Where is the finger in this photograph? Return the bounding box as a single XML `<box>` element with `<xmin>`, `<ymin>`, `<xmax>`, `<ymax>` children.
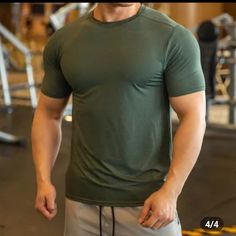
<box><xmin>39</xmin><ymin>204</ymin><xmax>57</xmax><ymax>220</ymax></box>
<box><xmin>141</xmin><ymin>213</ymin><xmax>161</xmax><ymax>228</ymax></box>
<box><xmin>159</xmin><ymin>219</ymin><xmax>173</xmax><ymax>228</ymax></box>
<box><xmin>40</xmin><ymin>206</ymin><xmax>53</xmax><ymax>219</ymax></box>
<box><xmin>153</xmin><ymin>217</ymin><xmax>171</xmax><ymax>229</ymax></box>
<box><xmin>48</xmin><ymin>203</ymin><xmax>58</xmax><ymax>218</ymax></box>
<box><xmin>46</xmin><ymin>194</ymin><xmax>56</xmax><ymax>212</ymax></box>
<box><xmin>50</xmin><ymin>202</ymin><xmax>57</xmax><ymax>213</ymax></box>
<box><xmin>47</xmin><ymin>208</ymin><xmax>57</xmax><ymax>220</ymax></box>
<box><xmin>138</xmin><ymin>202</ymin><xmax>151</xmax><ymax>224</ymax></box>
<box><xmin>153</xmin><ymin>213</ymin><xmax>174</xmax><ymax>229</ymax></box>
<box><xmin>159</xmin><ymin>213</ymin><xmax>175</xmax><ymax>228</ymax></box>
<box><xmin>35</xmin><ymin>196</ymin><xmax>47</xmax><ymax>213</ymax></box>
<box><xmin>35</xmin><ymin>197</ymin><xmax>55</xmax><ymax>220</ymax></box>
<box><xmin>46</xmin><ymin>196</ymin><xmax>57</xmax><ymax>220</ymax></box>
<box><xmin>36</xmin><ymin>202</ymin><xmax>52</xmax><ymax>219</ymax></box>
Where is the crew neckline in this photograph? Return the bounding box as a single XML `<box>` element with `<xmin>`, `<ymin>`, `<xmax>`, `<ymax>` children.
<box><xmin>89</xmin><ymin>4</ymin><xmax>146</xmax><ymax>26</ymax></box>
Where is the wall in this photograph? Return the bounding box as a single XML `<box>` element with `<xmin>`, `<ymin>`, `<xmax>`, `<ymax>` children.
<box><xmin>169</xmin><ymin>3</ymin><xmax>224</xmax><ymax>29</ymax></box>
<box><xmin>154</xmin><ymin>3</ymin><xmax>224</xmax><ymax>29</ymax></box>
<box><xmin>0</xmin><ymin>3</ymin><xmax>14</xmax><ymax>32</ymax></box>
<box><xmin>224</xmin><ymin>3</ymin><xmax>236</xmax><ymax>20</ymax></box>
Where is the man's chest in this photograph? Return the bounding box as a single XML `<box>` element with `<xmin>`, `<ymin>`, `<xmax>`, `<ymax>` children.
<box><xmin>59</xmin><ymin>28</ymin><xmax>165</xmax><ymax>93</ymax></box>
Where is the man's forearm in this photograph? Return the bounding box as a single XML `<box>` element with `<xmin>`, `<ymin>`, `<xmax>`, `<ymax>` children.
<box><xmin>162</xmin><ymin>113</ymin><xmax>206</xmax><ymax>198</ymax></box>
<box><xmin>32</xmin><ymin>112</ymin><xmax>62</xmax><ymax>185</ymax></box>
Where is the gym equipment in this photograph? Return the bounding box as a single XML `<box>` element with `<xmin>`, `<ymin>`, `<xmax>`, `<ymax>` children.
<box><xmin>0</xmin><ymin>38</ymin><xmax>10</xmax><ymax>106</ymax></box>
<box><xmin>197</xmin><ymin>21</ymin><xmax>219</xmax><ymax>121</ymax></box>
<box><xmin>49</xmin><ymin>3</ymin><xmax>90</xmax><ymax>31</ymax></box>
<box><xmin>0</xmin><ymin>22</ymin><xmax>38</xmax><ymax>108</ymax></box>
<box><xmin>190</xmin><ymin>13</ymin><xmax>234</xmax><ymax>35</ymax></box>
<box><xmin>1</xmin><ymin>43</ymin><xmax>25</xmax><ymax>72</ymax></box>
<box><xmin>208</xmin><ymin>15</ymin><xmax>236</xmax><ymax>124</ymax></box>
<box><xmin>223</xmin><ymin>21</ymin><xmax>236</xmax><ymax>124</ymax></box>
<box><xmin>197</xmin><ymin>20</ymin><xmax>219</xmax><ymax>99</ymax></box>
<box><xmin>0</xmin><ymin>105</ymin><xmax>26</xmax><ymax>146</ymax></box>
<box><xmin>194</xmin><ymin>13</ymin><xmax>236</xmax><ymax>124</ymax></box>
<box><xmin>0</xmin><ymin>22</ymin><xmax>36</xmax><ymax>145</ymax></box>
<box><xmin>0</xmin><ymin>131</ymin><xmax>25</xmax><ymax>146</ymax></box>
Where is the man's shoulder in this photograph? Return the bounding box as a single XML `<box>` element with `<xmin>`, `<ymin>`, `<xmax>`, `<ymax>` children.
<box><xmin>45</xmin><ymin>14</ymin><xmax>89</xmax><ymax>51</ymax></box>
<box><xmin>141</xmin><ymin>6</ymin><xmax>194</xmax><ymax>44</ymax></box>
<box><xmin>141</xmin><ymin>6</ymin><xmax>179</xmax><ymax>31</ymax></box>
<box><xmin>53</xmin><ymin>14</ymin><xmax>88</xmax><ymax>38</ymax></box>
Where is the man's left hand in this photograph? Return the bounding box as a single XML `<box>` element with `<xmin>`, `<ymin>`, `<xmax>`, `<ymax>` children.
<box><xmin>138</xmin><ymin>186</ymin><xmax>178</xmax><ymax>229</ymax></box>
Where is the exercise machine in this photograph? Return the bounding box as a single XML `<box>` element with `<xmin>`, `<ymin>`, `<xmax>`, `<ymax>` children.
<box><xmin>0</xmin><ymin>23</ymin><xmax>38</xmax><ymax>108</ymax></box>
<box><xmin>49</xmin><ymin>3</ymin><xmax>90</xmax><ymax>31</ymax></box>
<box><xmin>223</xmin><ymin>21</ymin><xmax>236</xmax><ymax>124</ymax></box>
<box><xmin>0</xmin><ymin>23</ymin><xmax>36</xmax><ymax>145</ymax></box>
<box><xmin>194</xmin><ymin>13</ymin><xmax>236</xmax><ymax>124</ymax></box>
<box><xmin>0</xmin><ymin>130</ymin><xmax>25</xmax><ymax>145</ymax></box>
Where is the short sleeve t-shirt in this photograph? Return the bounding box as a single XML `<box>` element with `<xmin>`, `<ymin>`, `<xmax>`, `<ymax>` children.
<box><xmin>41</xmin><ymin>4</ymin><xmax>205</xmax><ymax>206</ymax></box>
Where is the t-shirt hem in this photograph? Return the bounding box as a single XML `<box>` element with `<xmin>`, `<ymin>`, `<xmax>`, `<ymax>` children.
<box><xmin>169</xmin><ymin>86</ymin><xmax>205</xmax><ymax>97</ymax></box>
<box><xmin>41</xmin><ymin>88</ymin><xmax>71</xmax><ymax>99</ymax></box>
<box><xmin>65</xmin><ymin>193</ymin><xmax>145</xmax><ymax>207</ymax></box>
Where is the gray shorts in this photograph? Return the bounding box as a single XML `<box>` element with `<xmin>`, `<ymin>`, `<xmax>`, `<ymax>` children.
<box><xmin>64</xmin><ymin>198</ymin><xmax>182</xmax><ymax>236</ymax></box>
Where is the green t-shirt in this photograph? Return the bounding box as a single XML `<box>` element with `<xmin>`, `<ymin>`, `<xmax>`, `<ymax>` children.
<box><xmin>41</xmin><ymin>4</ymin><xmax>205</xmax><ymax>206</ymax></box>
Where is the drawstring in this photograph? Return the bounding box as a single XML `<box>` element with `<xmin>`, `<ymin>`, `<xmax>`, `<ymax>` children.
<box><xmin>99</xmin><ymin>206</ymin><xmax>116</xmax><ymax>236</ymax></box>
<box><xmin>99</xmin><ymin>206</ymin><xmax>103</xmax><ymax>236</ymax></box>
<box><xmin>111</xmin><ymin>206</ymin><xmax>115</xmax><ymax>236</ymax></box>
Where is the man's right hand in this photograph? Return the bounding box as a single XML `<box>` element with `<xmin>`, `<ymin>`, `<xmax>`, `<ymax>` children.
<box><xmin>35</xmin><ymin>182</ymin><xmax>57</xmax><ymax>220</ymax></box>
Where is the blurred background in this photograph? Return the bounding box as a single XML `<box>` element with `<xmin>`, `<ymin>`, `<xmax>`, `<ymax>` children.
<box><xmin>0</xmin><ymin>3</ymin><xmax>236</xmax><ymax>236</ymax></box>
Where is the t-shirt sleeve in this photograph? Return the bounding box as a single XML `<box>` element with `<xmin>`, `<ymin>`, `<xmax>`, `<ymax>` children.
<box><xmin>41</xmin><ymin>33</ymin><xmax>72</xmax><ymax>98</ymax></box>
<box><xmin>164</xmin><ymin>24</ymin><xmax>206</xmax><ymax>97</ymax></box>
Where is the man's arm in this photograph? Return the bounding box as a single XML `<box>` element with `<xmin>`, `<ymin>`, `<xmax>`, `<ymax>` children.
<box><xmin>32</xmin><ymin>92</ymin><xmax>69</xmax><ymax>220</ymax></box>
<box><xmin>139</xmin><ymin>91</ymin><xmax>206</xmax><ymax>229</ymax></box>
<box><xmin>163</xmin><ymin>91</ymin><xmax>206</xmax><ymax>197</ymax></box>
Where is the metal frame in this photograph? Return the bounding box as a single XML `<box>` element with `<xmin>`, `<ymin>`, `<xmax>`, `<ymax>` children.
<box><xmin>0</xmin><ymin>37</ymin><xmax>11</xmax><ymax>106</ymax></box>
<box><xmin>0</xmin><ymin>131</ymin><xmax>25</xmax><ymax>145</ymax></box>
<box><xmin>227</xmin><ymin>55</ymin><xmax>236</xmax><ymax>124</ymax></box>
<box><xmin>50</xmin><ymin>3</ymin><xmax>90</xmax><ymax>30</ymax></box>
<box><xmin>0</xmin><ymin>23</ymin><xmax>37</xmax><ymax>108</ymax></box>
<box><xmin>190</xmin><ymin>13</ymin><xmax>234</xmax><ymax>34</ymax></box>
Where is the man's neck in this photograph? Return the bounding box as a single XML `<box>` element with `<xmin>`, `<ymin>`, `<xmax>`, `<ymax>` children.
<box><xmin>93</xmin><ymin>3</ymin><xmax>142</xmax><ymax>22</ymax></box>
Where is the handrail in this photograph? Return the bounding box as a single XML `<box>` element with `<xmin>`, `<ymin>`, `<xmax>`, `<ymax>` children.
<box><xmin>0</xmin><ymin>22</ymin><xmax>37</xmax><ymax>108</ymax></box>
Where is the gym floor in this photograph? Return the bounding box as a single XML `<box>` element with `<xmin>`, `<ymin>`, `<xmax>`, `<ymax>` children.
<box><xmin>0</xmin><ymin>105</ymin><xmax>236</xmax><ymax>236</ymax></box>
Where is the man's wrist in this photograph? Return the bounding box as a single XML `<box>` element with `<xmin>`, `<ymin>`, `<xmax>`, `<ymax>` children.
<box><xmin>36</xmin><ymin>175</ymin><xmax>52</xmax><ymax>187</ymax></box>
<box><xmin>161</xmin><ymin>180</ymin><xmax>182</xmax><ymax>199</ymax></box>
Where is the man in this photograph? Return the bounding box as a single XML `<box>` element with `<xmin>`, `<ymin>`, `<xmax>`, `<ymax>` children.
<box><xmin>32</xmin><ymin>3</ymin><xmax>206</xmax><ymax>236</ymax></box>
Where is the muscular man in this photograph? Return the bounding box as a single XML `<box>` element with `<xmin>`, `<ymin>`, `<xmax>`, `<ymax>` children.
<box><xmin>32</xmin><ymin>3</ymin><xmax>206</xmax><ymax>236</ymax></box>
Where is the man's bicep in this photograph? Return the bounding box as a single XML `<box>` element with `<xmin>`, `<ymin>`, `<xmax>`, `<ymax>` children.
<box><xmin>36</xmin><ymin>92</ymin><xmax>70</xmax><ymax>120</ymax></box>
<box><xmin>169</xmin><ymin>91</ymin><xmax>206</xmax><ymax>119</ymax></box>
